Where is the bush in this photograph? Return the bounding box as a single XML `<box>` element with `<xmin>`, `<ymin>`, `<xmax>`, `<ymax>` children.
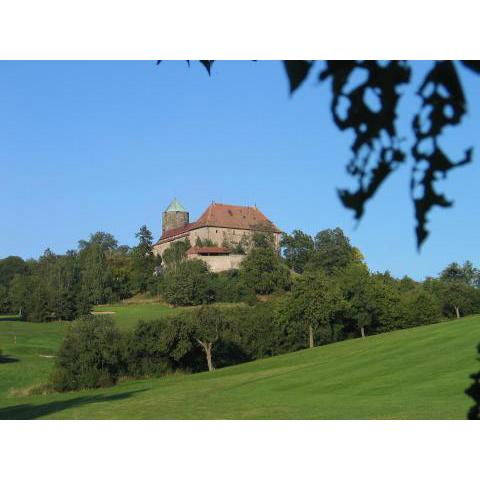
<box><xmin>210</xmin><ymin>270</ymin><xmax>257</xmax><ymax>304</ymax></box>
<box><xmin>122</xmin><ymin>319</ymin><xmax>175</xmax><ymax>377</ymax></box>
<box><xmin>51</xmin><ymin>315</ymin><xmax>123</xmax><ymax>391</ymax></box>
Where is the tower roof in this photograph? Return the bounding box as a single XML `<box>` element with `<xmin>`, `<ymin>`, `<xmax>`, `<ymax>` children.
<box><xmin>165</xmin><ymin>198</ymin><xmax>187</xmax><ymax>212</ymax></box>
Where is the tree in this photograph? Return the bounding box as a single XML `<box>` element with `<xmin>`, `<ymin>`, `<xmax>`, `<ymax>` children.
<box><xmin>0</xmin><ymin>256</ymin><xmax>27</xmax><ymax>289</ymax></box>
<box><xmin>240</xmin><ymin>245</ymin><xmax>291</xmax><ymax>295</ymax></box>
<box><xmin>285</xmin><ymin>272</ymin><xmax>343</xmax><ymax>348</ymax></box>
<box><xmin>440</xmin><ymin>261</ymin><xmax>480</xmax><ymax>287</ymax></box>
<box><xmin>130</xmin><ymin>225</ymin><xmax>156</xmax><ymax>294</ymax></box>
<box><xmin>161</xmin><ymin>239</ymin><xmax>191</xmax><ymax>272</ymax></box>
<box><xmin>78</xmin><ymin>242</ymin><xmax>114</xmax><ymax>305</ymax></box>
<box><xmin>306</xmin><ymin>227</ymin><xmax>359</xmax><ymax>275</ymax></box>
<box><xmin>280</xmin><ymin>230</ymin><xmax>314</xmax><ymax>273</ymax></box>
<box><xmin>0</xmin><ymin>284</ymin><xmax>10</xmax><ymax>314</ymax></box>
<box><xmin>193</xmin><ymin>305</ymin><xmax>226</xmax><ymax>371</ymax></box>
<box><xmin>162</xmin><ymin>259</ymin><xmax>214</xmax><ymax>306</ymax></box>
<box><xmin>339</xmin><ymin>264</ymin><xmax>376</xmax><ymax>338</ymax></box>
<box><xmin>441</xmin><ymin>281</ymin><xmax>473</xmax><ymax>319</ymax></box>
<box><xmin>164</xmin><ymin>60</ymin><xmax>480</xmax><ymax>248</ymax></box>
<box><xmin>78</xmin><ymin>231</ymin><xmax>118</xmax><ymax>251</ymax></box>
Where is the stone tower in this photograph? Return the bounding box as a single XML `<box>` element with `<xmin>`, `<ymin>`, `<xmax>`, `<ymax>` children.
<box><xmin>162</xmin><ymin>198</ymin><xmax>189</xmax><ymax>234</ymax></box>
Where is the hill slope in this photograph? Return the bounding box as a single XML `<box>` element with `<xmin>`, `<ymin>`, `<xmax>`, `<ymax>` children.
<box><xmin>1</xmin><ymin>315</ymin><xmax>479</xmax><ymax>419</ymax></box>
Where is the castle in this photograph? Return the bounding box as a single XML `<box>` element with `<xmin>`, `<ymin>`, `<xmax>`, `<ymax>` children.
<box><xmin>152</xmin><ymin>199</ymin><xmax>282</xmax><ymax>272</ymax></box>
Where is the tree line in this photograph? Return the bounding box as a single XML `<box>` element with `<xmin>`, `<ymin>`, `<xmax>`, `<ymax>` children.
<box><xmin>1</xmin><ymin>226</ymin><xmax>480</xmax><ymax>327</ymax></box>
<box><xmin>0</xmin><ymin>227</ymin><xmax>160</xmax><ymax>321</ymax></box>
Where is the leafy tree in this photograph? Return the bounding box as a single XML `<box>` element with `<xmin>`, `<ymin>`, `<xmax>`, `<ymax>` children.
<box><xmin>398</xmin><ymin>288</ymin><xmax>442</xmax><ymax>328</ymax></box>
<box><xmin>440</xmin><ymin>261</ymin><xmax>480</xmax><ymax>287</ymax></box>
<box><xmin>79</xmin><ymin>242</ymin><xmax>114</xmax><ymax>305</ymax></box>
<box><xmin>8</xmin><ymin>274</ymin><xmax>31</xmax><ymax>318</ymax></box>
<box><xmin>240</xmin><ymin>245</ymin><xmax>291</xmax><ymax>295</ymax></box>
<box><xmin>0</xmin><ymin>256</ymin><xmax>27</xmax><ymax>289</ymax></box>
<box><xmin>78</xmin><ymin>231</ymin><xmax>118</xmax><ymax>251</ymax></box>
<box><xmin>306</xmin><ymin>227</ymin><xmax>359</xmax><ymax>275</ymax></box>
<box><xmin>109</xmin><ymin>247</ymin><xmax>134</xmax><ymax>300</ymax></box>
<box><xmin>441</xmin><ymin>281</ymin><xmax>473</xmax><ymax>319</ymax></box>
<box><xmin>192</xmin><ymin>305</ymin><xmax>226</xmax><ymax>371</ymax></box>
<box><xmin>339</xmin><ymin>264</ymin><xmax>376</xmax><ymax>337</ymax></box>
<box><xmin>51</xmin><ymin>315</ymin><xmax>123</xmax><ymax>391</ymax></box>
<box><xmin>162</xmin><ymin>259</ymin><xmax>214</xmax><ymax>306</ymax></box>
<box><xmin>280</xmin><ymin>229</ymin><xmax>314</xmax><ymax>273</ymax></box>
<box><xmin>161</xmin><ymin>239</ymin><xmax>191</xmax><ymax>272</ymax></box>
<box><xmin>130</xmin><ymin>225</ymin><xmax>156</xmax><ymax>294</ymax></box>
<box><xmin>282</xmin><ymin>271</ymin><xmax>343</xmax><ymax>348</ymax></box>
<box><xmin>0</xmin><ymin>284</ymin><xmax>10</xmax><ymax>314</ymax></box>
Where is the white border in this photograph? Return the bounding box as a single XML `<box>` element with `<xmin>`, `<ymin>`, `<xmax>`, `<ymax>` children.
<box><xmin>0</xmin><ymin>0</ymin><xmax>479</xmax><ymax>59</ymax></box>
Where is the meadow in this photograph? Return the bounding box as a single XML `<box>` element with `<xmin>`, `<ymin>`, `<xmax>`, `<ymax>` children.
<box><xmin>1</xmin><ymin>304</ymin><xmax>479</xmax><ymax>419</ymax></box>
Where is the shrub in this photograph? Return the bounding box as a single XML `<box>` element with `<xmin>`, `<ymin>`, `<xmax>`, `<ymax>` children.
<box><xmin>122</xmin><ymin>319</ymin><xmax>175</xmax><ymax>377</ymax></box>
<box><xmin>210</xmin><ymin>270</ymin><xmax>257</xmax><ymax>304</ymax></box>
<box><xmin>51</xmin><ymin>315</ymin><xmax>123</xmax><ymax>391</ymax></box>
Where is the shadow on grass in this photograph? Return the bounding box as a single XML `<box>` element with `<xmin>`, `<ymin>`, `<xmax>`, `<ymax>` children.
<box><xmin>0</xmin><ymin>388</ymin><xmax>148</xmax><ymax>420</ymax></box>
<box><xmin>0</xmin><ymin>355</ymin><xmax>19</xmax><ymax>364</ymax></box>
<box><xmin>0</xmin><ymin>315</ymin><xmax>21</xmax><ymax>322</ymax></box>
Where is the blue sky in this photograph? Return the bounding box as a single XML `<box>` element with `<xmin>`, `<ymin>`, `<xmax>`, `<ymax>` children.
<box><xmin>0</xmin><ymin>60</ymin><xmax>479</xmax><ymax>280</ymax></box>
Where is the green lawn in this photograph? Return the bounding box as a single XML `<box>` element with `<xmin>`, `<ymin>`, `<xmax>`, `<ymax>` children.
<box><xmin>92</xmin><ymin>302</ymin><xmax>178</xmax><ymax>330</ymax></box>
<box><xmin>91</xmin><ymin>301</ymin><xmax>241</xmax><ymax>330</ymax></box>
<box><xmin>1</xmin><ymin>312</ymin><xmax>479</xmax><ymax>419</ymax></box>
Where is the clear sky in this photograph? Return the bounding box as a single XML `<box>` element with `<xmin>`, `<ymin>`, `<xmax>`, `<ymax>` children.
<box><xmin>0</xmin><ymin>61</ymin><xmax>478</xmax><ymax>280</ymax></box>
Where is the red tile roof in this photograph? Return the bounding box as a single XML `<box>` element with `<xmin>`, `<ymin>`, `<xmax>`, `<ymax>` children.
<box><xmin>187</xmin><ymin>246</ymin><xmax>230</xmax><ymax>255</ymax></box>
<box><xmin>159</xmin><ymin>223</ymin><xmax>195</xmax><ymax>240</ymax></box>
<box><xmin>195</xmin><ymin>203</ymin><xmax>281</xmax><ymax>232</ymax></box>
<box><xmin>156</xmin><ymin>203</ymin><xmax>281</xmax><ymax>245</ymax></box>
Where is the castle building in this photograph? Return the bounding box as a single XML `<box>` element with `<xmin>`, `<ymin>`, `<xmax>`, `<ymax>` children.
<box><xmin>152</xmin><ymin>199</ymin><xmax>282</xmax><ymax>272</ymax></box>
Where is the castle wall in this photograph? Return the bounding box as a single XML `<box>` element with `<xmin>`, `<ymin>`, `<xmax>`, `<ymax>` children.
<box><xmin>187</xmin><ymin>253</ymin><xmax>246</xmax><ymax>273</ymax></box>
<box><xmin>189</xmin><ymin>226</ymin><xmax>281</xmax><ymax>251</ymax></box>
<box><xmin>153</xmin><ymin>226</ymin><xmax>281</xmax><ymax>260</ymax></box>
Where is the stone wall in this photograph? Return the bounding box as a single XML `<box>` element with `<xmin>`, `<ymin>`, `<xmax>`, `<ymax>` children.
<box><xmin>187</xmin><ymin>253</ymin><xmax>246</xmax><ymax>273</ymax></box>
<box><xmin>189</xmin><ymin>226</ymin><xmax>281</xmax><ymax>251</ymax></box>
<box><xmin>153</xmin><ymin>226</ymin><xmax>281</xmax><ymax>260</ymax></box>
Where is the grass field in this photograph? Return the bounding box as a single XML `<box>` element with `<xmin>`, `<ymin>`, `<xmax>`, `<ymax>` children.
<box><xmin>92</xmin><ymin>302</ymin><xmax>177</xmax><ymax>330</ymax></box>
<box><xmin>1</xmin><ymin>306</ymin><xmax>479</xmax><ymax>419</ymax></box>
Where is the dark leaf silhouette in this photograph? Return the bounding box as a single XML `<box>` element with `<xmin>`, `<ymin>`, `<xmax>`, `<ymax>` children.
<box><xmin>466</xmin><ymin>343</ymin><xmax>480</xmax><ymax>419</ymax></box>
<box><xmin>411</xmin><ymin>61</ymin><xmax>472</xmax><ymax>248</ymax></box>
<box><xmin>199</xmin><ymin>60</ymin><xmax>214</xmax><ymax>75</ymax></box>
<box><xmin>320</xmin><ymin>60</ymin><xmax>410</xmax><ymax>222</ymax></box>
<box><xmin>283</xmin><ymin>60</ymin><xmax>313</xmax><ymax>94</ymax></box>
<box><xmin>461</xmin><ymin>60</ymin><xmax>480</xmax><ymax>74</ymax></box>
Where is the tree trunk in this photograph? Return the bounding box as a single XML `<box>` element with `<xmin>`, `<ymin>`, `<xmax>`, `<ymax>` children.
<box><xmin>197</xmin><ymin>339</ymin><xmax>215</xmax><ymax>372</ymax></box>
<box><xmin>308</xmin><ymin>324</ymin><xmax>314</xmax><ymax>348</ymax></box>
<box><xmin>360</xmin><ymin>326</ymin><xmax>365</xmax><ymax>338</ymax></box>
<box><xmin>205</xmin><ymin>344</ymin><xmax>214</xmax><ymax>372</ymax></box>
<box><xmin>454</xmin><ymin>306</ymin><xmax>460</xmax><ymax>319</ymax></box>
